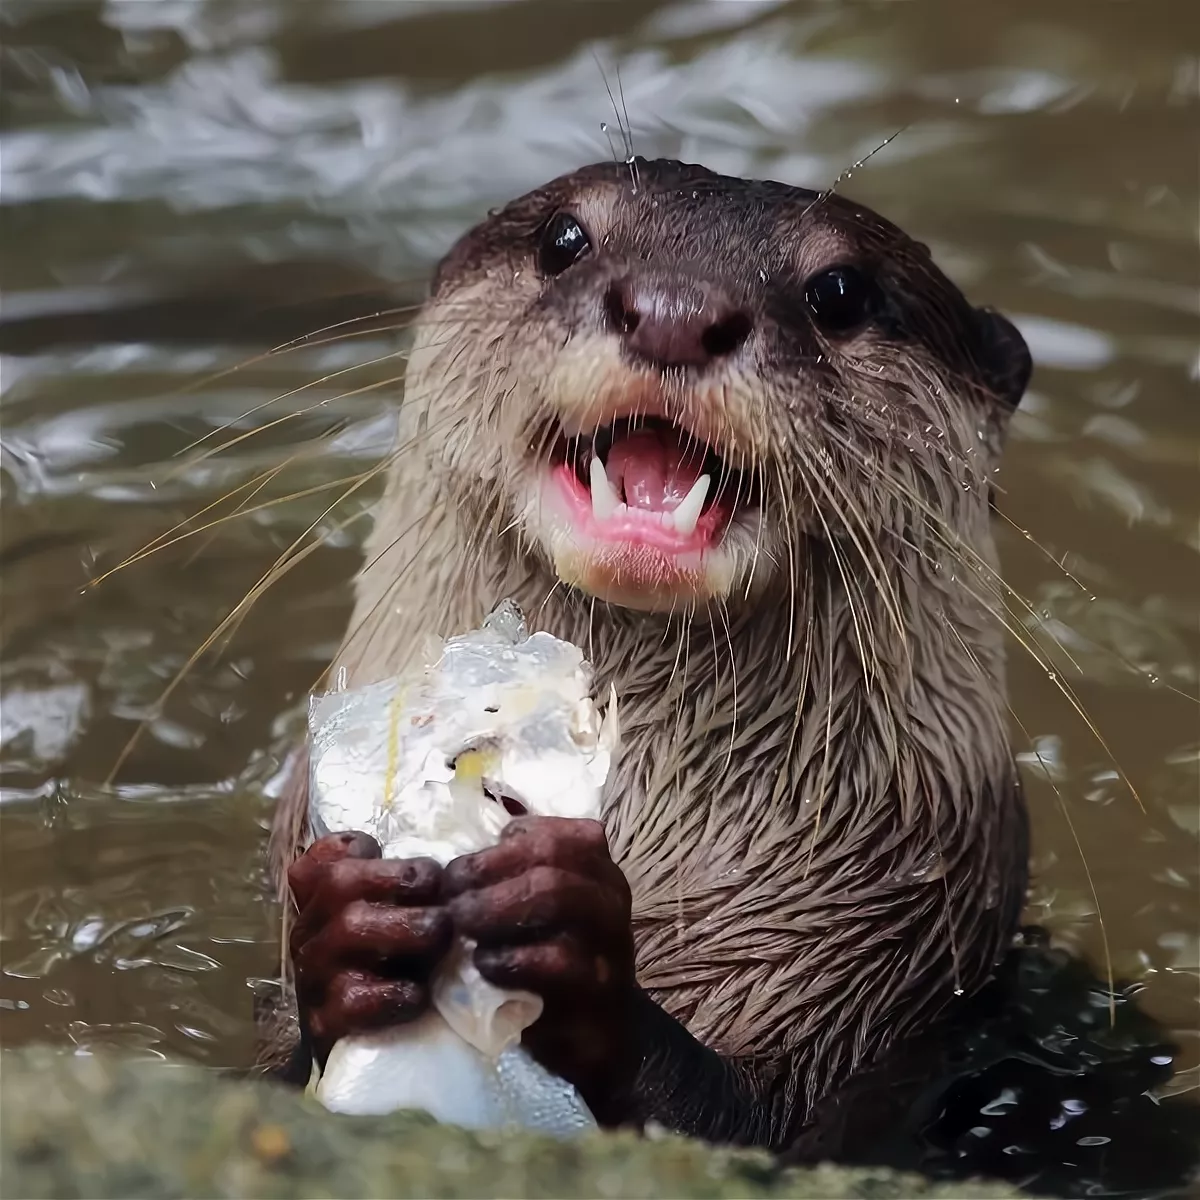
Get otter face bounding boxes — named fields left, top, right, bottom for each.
left=409, top=158, right=1031, bottom=614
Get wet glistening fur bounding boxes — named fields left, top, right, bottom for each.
left=262, top=157, right=1034, bottom=1146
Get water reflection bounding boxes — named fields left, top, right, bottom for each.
left=1, top=1, right=1196, bottom=1196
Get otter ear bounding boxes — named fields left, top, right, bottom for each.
left=975, top=307, right=1032, bottom=409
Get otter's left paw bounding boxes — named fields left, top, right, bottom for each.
left=441, top=815, right=637, bottom=1122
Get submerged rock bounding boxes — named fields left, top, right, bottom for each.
left=0, top=1044, right=1026, bottom=1199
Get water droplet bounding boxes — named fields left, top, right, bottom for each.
left=600, top=122, right=608, bottom=132
left=953, top=986, right=965, bottom=996
left=1148, top=673, right=1160, bottom=684
left=980, top=1088, right=1020, bottom=1116
left=758, top=268, right=769, bottom=283
left=897, top=848, right=947, bottom=883
left=1047, top=671, right=1058, bottom=682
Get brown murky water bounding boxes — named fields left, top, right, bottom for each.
left=1, top=1, right=1197, bottom=1194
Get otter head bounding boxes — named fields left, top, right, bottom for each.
left=407, top=158, right=1031, bottom=615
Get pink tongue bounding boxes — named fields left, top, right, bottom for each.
left=605, top=431, right=705, bottom=512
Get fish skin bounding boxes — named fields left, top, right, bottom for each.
left=305, top=600, right=619, bottom=1134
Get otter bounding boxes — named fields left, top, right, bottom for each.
left=258, top=156, right=1034, bottom=1150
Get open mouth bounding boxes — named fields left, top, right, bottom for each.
left=545, top=416, right=753, bottom=555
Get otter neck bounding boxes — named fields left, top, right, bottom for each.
left=336, top=457, right=1023, bottom=1106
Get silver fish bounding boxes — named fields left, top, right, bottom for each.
left=305, top=600, right=619, bottom=1134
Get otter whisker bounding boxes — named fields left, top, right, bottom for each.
left=85, top=453, right=307, bottom=589
left=744, top=461, right=770, bottom=601
left=99, top=393, right=467, bottom=591
left=774, top=462, right=802, bottom=661
left=831, top=424, right=1164, bottom=763
left=669, top=606, right=695, bottom=931
left=897, top=531, right=1145, bottom=814
left=158, top=368, right=409, bottom=487
left=945, top=618, right=1117, bottom=1024
left=800, top=123, right=911, bottom=224
left=775, top=583, right=817, bottom=817
left=591, top=52, right=635, bottom=165
left=991, top=506, right=1095, bottom=595
left=821, top=424, right=1092, bottom=678
left=177, top=431, right=354, bottom=573
left=797, top=452, right=879, bottom=687
left=813, top=435, right=909, bottom=772
left=105, top=463, right=386, bottom=784
left=616, top=64, right=636, bottom=164
left=135, top=294, right=427, bottom=417
left=803, top=432, right=911, bottom=667
left=803, top=581, right=838, bottom=881
left=93, top=460, right=371, bottom=584
left=714, top=604, right=738, bottom=772
left=176, top=346, right=411, bottom=458
left=256, top=394, right=483, bottom=682
left=330, top=507, right=457, bottom=678
left=533, top=578, right=565, bottom=628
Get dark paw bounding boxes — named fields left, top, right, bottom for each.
left=288, top=832, right=452, bottom=1065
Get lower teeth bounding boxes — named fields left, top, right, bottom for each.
left=588, top=456, right=710, bottom=536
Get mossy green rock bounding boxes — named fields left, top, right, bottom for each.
left=0, top=1045, right=1026, bottom=1199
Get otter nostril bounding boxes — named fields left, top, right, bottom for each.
left=611, top=275, right=747, bottom=370
left=604, top=284, right=640, bottom=336
left=701, top=311, right=753, bottom=359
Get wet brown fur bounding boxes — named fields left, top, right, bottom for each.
left=262, top=158, right=1033, bottom=1124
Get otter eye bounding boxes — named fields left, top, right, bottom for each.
left=538, top=212, right=591, bottom=277
left=804, top=265, right=874, bottom=334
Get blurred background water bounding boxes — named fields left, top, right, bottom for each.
left=0, top=2, right=1196, bottom=1196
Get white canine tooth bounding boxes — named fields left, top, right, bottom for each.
left=671, top=474, right=710, bottom=537
left=589, top=456, right=620, bottom=520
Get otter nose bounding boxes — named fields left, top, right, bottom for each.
left=605, top=276, right=753, bottom=369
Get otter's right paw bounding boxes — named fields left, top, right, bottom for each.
left=287, top=831, right=452, bottom=1067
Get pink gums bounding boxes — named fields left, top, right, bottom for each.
left=550, top=464, right=730, bottom=554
